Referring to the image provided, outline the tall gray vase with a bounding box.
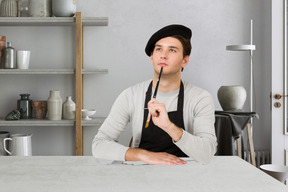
[217,85,247,111]
[0,0,17,17]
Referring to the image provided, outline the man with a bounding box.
[92,24,217,165]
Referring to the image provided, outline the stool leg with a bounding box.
[247,123,256,166]
[237,136,242,158]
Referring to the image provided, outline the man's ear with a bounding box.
[182,56,189,68]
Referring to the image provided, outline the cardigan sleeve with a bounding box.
[174,89,217,164]
[92,88,132,161]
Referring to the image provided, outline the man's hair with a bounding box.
[171,35,192,57]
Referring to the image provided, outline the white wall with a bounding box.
[0,0,271,155]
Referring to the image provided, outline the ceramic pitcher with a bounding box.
[3,134,32,156]
[0,131,9,156]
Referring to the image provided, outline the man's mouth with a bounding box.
[159,63,168,67]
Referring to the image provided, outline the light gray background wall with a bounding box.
[0,0,271,155]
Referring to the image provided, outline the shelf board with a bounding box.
[0,117,105,127]
[82,117,106,126]
[226,45,256,51]
[82,69,108,74]
[0,69,108,75]
[0,17,108,26]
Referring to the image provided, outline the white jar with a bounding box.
[52,0,76,17]
[62,96,75,120]
[47,90,62,120]
[28,0,52,17]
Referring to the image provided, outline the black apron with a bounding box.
[138,81,187,157]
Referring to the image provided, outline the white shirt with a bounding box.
[92,80,217,164]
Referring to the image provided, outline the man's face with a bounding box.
[150,37,189,75]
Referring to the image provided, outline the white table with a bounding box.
[0,156,287,192]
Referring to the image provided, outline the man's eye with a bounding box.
[155,48,161,51]
[170,49,176,52]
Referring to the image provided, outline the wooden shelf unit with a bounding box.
[0,12,108,156]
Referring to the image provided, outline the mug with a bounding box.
[3,134,32,156]
[0,131,9,156]
[16,50,30,69]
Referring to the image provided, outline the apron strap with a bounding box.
[176,81,184,125]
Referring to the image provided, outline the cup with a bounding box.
[16,50,30,69]
[32,100,47,119]
[0,131,9,156]
[3,134,32,156]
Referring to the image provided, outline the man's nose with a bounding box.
[160,50,168,59]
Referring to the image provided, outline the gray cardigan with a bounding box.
[92,79,217,164]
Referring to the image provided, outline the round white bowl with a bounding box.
[81,109,96,120]
[260,164,288,182]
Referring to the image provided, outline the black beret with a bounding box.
[145,24,192,56]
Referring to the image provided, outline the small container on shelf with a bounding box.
[3,42,16,69]
[0,35,6,69]
[32,100,47,119]
[0,0,17,17]
[28,0,52,17]
[17,93,32,119]
[52,0,76,17]
[19,0,29,17]
[47,90,62,120]
[62,96,75,120]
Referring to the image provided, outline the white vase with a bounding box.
[47,90,62,120]
[62,96,75,120]
[217,85,247,111]
[0,0,17,17]
[52,0,76,17]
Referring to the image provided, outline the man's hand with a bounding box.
[125,148,186,165]
[147,98,172,129]
[147,98,183,142]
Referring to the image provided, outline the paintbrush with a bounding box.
[145,66,163,128]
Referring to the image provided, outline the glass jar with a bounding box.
[17,93,32,119]
[19,0,29,17]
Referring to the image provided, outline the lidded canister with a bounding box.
[4,42,16,69]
